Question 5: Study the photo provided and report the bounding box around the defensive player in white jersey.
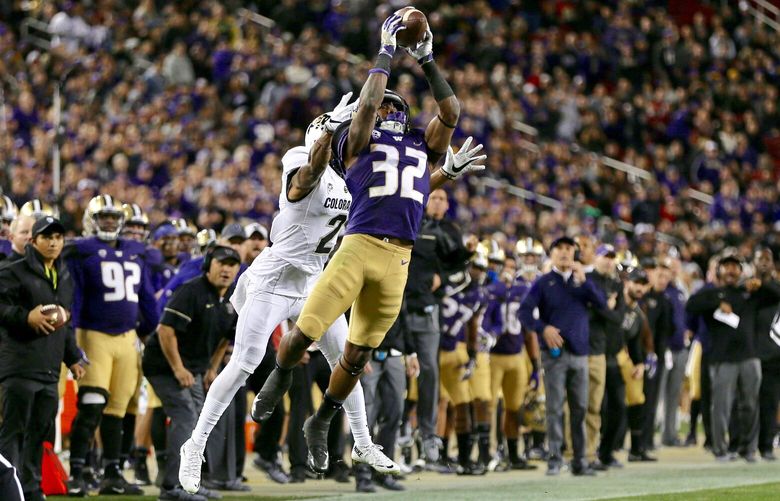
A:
[179,95,398,495]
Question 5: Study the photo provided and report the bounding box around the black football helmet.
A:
[376,89,411,134]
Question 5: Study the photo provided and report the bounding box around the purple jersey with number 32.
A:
[335,125,432,241]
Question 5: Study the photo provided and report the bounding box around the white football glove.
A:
[325,92,358,133]
[380,14,405,57]
[441,136,487,180]
[406,28,433,62]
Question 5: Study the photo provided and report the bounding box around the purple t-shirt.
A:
[440,282,485,352]
[334,125,432,241]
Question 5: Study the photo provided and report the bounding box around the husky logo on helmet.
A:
[305,113,331,150]
[376,89,411,134]
[0,195,17,224]
[121,203,150,241]
[20,199,58,220]
[85,195,125,241]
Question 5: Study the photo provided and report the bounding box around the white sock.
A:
[343,379,372,447]
[191,360,251,450]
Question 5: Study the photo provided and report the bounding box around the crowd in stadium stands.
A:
[0,0,778,498]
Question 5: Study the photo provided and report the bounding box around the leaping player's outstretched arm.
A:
[406,29,460,166]
[343,15,405,165]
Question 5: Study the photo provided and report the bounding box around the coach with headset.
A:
[142,245,241,500]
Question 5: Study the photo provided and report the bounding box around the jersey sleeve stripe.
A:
[163,307,191,322]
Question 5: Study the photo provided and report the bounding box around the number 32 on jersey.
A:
[368,144,427,202]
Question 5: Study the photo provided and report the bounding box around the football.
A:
[40,304,69,330]
[395,7,428,48]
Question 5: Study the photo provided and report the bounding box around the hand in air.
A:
[380,14,405,57]
[406,28,433,62]
[441,136,487,180]
[325,92,359,133]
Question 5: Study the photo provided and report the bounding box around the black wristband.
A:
[422,60,455,102]
[370,53,392,77]
[467,347,477,359]
[531,358,540,373]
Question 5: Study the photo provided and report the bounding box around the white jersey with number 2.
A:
[235,146,352,302]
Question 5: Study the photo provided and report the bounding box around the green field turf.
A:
[49,446,779,501]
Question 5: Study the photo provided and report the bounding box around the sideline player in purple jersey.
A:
[250,13,486,474]
[65,195,159,496]
[0,196,17,259]
[439,247,489,475]
[484,239,545,471]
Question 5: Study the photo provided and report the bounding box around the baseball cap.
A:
[596,244,616,258]
[640,257,658,269]
[549,236,576,251]
[153,223,178,241]
[32,216,65,237]
[719,254,743,267]
[244,222,268,240]
[210,245,241,265]
[220,223,246,242]
[627,268,649,284]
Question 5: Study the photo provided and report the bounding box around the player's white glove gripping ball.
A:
[406,28,433,64]
[380,14,405,57]
[441,136,487,180]
[325,92,359,133]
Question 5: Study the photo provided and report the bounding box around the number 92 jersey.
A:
[335,123,432,242]
[483,278,528,355]
[262,146,352,279]
[64,237,159,337]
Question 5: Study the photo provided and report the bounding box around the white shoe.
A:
[179,439,205,494]
[352,443,401,475]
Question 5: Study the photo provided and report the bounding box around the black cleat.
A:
[628,451,657,462]
[250,368,293,422]
[98,474,144,495]
[67,475,88,497]
[303,415,330,474]
[456,462,487,476]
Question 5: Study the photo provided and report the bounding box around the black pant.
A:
[599,364,625,462]
[641,364,664,450]
[759,359,780,454]
[288,351,344,470]
[248,342,284,462]
[0,378,59,496]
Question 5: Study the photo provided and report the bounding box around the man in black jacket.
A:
[752,247,780,460]
[639,258,673,451]
[405,189,475,463]
[0,216,86,501]
[583,243,623,470]
[686,254,780,461]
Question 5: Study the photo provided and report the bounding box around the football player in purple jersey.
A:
[64,195,159,496]
[439,245,489,475]
[0,195,17,259]
[250,14,486,474]
[484,239,544,471]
